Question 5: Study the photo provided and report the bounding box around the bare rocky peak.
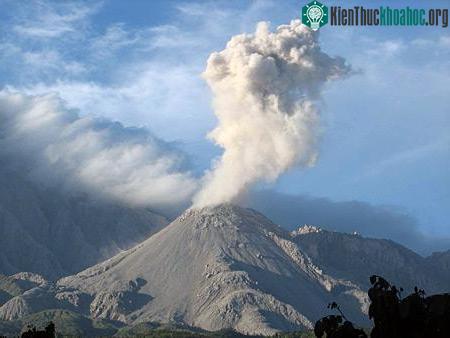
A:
[53,204,368,335]
[179,204,287,234]
[10,272,47,286]
[1,204,448,336]
[292,229,449,293]
[291,225,323,236]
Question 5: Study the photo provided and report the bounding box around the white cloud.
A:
[23,50,87,75]
[13,0,100,38]
[12,60,211,141]
[439,35,450,47]
[90,23,138,53]
[0,91,198,211]
[412,35,450,48]
[1,0,282,141]
[364,39,405,58]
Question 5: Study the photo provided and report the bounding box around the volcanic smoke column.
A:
[193,20,350,207]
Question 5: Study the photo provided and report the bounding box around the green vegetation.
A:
[273,333,316,338]
[114,322,318,337]
[115,322,260,337]
[23,310,118,336]
[0,310,119,337]
[0,310,315,337]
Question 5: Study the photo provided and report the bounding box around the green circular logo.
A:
[302,1,328,31]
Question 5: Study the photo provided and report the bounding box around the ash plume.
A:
[193,20,350,207]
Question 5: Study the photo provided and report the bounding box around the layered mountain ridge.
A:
[0,169,168,279]
[292,227,448,292]
[1,204,448,335]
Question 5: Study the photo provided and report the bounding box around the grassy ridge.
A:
[0,309,315,337]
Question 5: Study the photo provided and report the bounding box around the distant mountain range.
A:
[0,168,168,279]
[0,205,448,336]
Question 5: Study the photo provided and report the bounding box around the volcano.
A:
[2,204,448,335]
[55,205,368,335]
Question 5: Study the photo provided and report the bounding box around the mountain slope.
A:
[1,205,448,335]
[56,205,368,335]
[426,250,450,282]
[291,226,449,293]
[0,169,168,279]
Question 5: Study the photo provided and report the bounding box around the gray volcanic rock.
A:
[57,205,368,335]
[0,273,47,308]
[426,250,450,281]
[0,169,168,279]
[1,205,448,335]
[292,226,448,293]
[0,277,92,321]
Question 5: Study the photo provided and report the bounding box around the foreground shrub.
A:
[314,275,450,338]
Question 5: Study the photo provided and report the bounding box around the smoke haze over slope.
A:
[0,91,197,212]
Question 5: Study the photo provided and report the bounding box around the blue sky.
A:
[0,0,449,239]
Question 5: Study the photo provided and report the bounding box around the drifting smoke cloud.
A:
[193,20,350,207]
[0,91,198,210]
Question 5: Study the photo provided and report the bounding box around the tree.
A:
[314,275,450,338]
[21,321,55,338]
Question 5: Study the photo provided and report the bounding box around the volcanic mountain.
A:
[1,205,448,336]
[55,205,369,335]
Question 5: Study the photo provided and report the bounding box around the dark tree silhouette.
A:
[314,275,450,338]
[369,275,450,338]
[21,322,55,338]
[314,302,367,338]
[314,314,367,338]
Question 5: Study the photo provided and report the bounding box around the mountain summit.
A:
[56,204,368,335]
[1,205,448,335]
